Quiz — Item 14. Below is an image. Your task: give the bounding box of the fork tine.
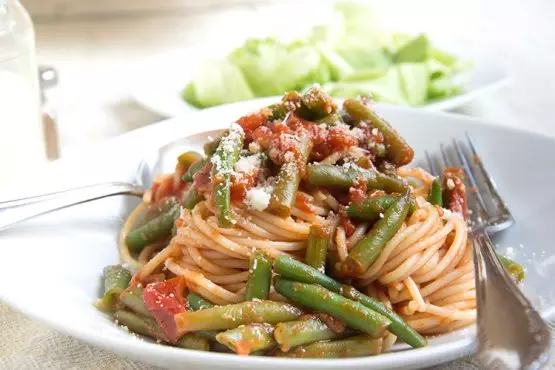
[425,151,438,177]
[465,133,514,215]
[439,144,449,168]
[452,138,490,215]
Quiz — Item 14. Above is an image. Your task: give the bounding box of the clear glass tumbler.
[0,0,44,187]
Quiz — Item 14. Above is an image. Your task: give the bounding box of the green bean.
[211,126,244,227]
[499,255,525,283]
[306,164,406,193]
[187,293,215,311]
[125,204,180,252]
[183,157,210,182]
[344,99,414,166]
[114,310,168,341]
[301,86,337,119]
[268,162,299,217]
[346,196,416,222]
[102,265,132,307]
[186,293,220,340]
[115,310,210,350]
[176,333,210,351]
[216,323,275,355]
[266,103,288,121]
[177,151,203,168]
[142,196,179,224]
[274,255,342,293]
[120,287,152,318]
[275,254,425,348]
[204,132,225,156]
[427,177,443,206]
[341,285,427,348]
[345,192,411,275]
[274,278,391,337]
[277,335,382,358]
[182,187,204,210]
[175,300,304,332]
[274,318,345,351]
[316,112,344,126]
[268,135,312,217]
[244,251,272,301]
[304,225,329,273]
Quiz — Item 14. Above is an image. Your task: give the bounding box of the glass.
[0,0,44,187]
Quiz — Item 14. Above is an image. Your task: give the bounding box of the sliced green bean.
[275,255,426,348]
[114,310,168,341]
[266,103,288,121]
[346,196,416,222]
[142,196,179,224]
[204,132,225,156]
[102,265,132,307]
[345,192,411,275]
[499,255,525,283]
[344,99,414,166]
[182,187,204,210]
[427,177,443,206]
[277,335,382,358]
[274,255,342,293]
[177,151,203,168]
[274,318,345,351]
[316,112,344,126]
[183,157,210,182]
[268,135,312,217]
[274,278,391,337]
[115,310,208,349]
[211,126,244,227]
[125,204,180,252]
[305,225,329,273]
[176,333,210,351]
[187,293,215,311]
[216,323,275,355]
[306,164,406,193]
[341,285,427,348]
[301,86,337,119]
[175,300,304,332]
[120,287,151,318]
[244,251,272,301]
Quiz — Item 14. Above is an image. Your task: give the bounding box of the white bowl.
[1,99,553,370]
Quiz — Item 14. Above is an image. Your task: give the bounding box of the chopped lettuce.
[181,2,471,108]
[187,60,254,108]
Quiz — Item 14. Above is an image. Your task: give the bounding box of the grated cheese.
[235,154,261,173]
[446,178,455,190]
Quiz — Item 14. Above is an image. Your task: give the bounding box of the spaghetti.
[101,87,488,357]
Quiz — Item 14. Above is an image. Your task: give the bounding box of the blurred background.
[18,0,554,157]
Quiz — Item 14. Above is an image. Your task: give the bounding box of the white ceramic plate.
[1,99,554,370]
[130,47,509,118]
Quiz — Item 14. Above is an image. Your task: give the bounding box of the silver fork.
[426,133,551,370]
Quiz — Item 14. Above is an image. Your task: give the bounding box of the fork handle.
[472,230,551,368]
[0,182,144,231]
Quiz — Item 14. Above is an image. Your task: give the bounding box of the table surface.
[2,0,555,368]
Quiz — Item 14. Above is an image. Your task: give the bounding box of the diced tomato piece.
[143,277,187,343]
[295,192,315,214]
[230,169,259,203]
[237,112,268,139]
[442,168,468,220]
[339,207,356,237]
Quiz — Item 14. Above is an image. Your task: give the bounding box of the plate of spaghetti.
[1,88,554,370]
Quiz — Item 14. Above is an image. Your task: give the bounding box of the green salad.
[183,2,471,108]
